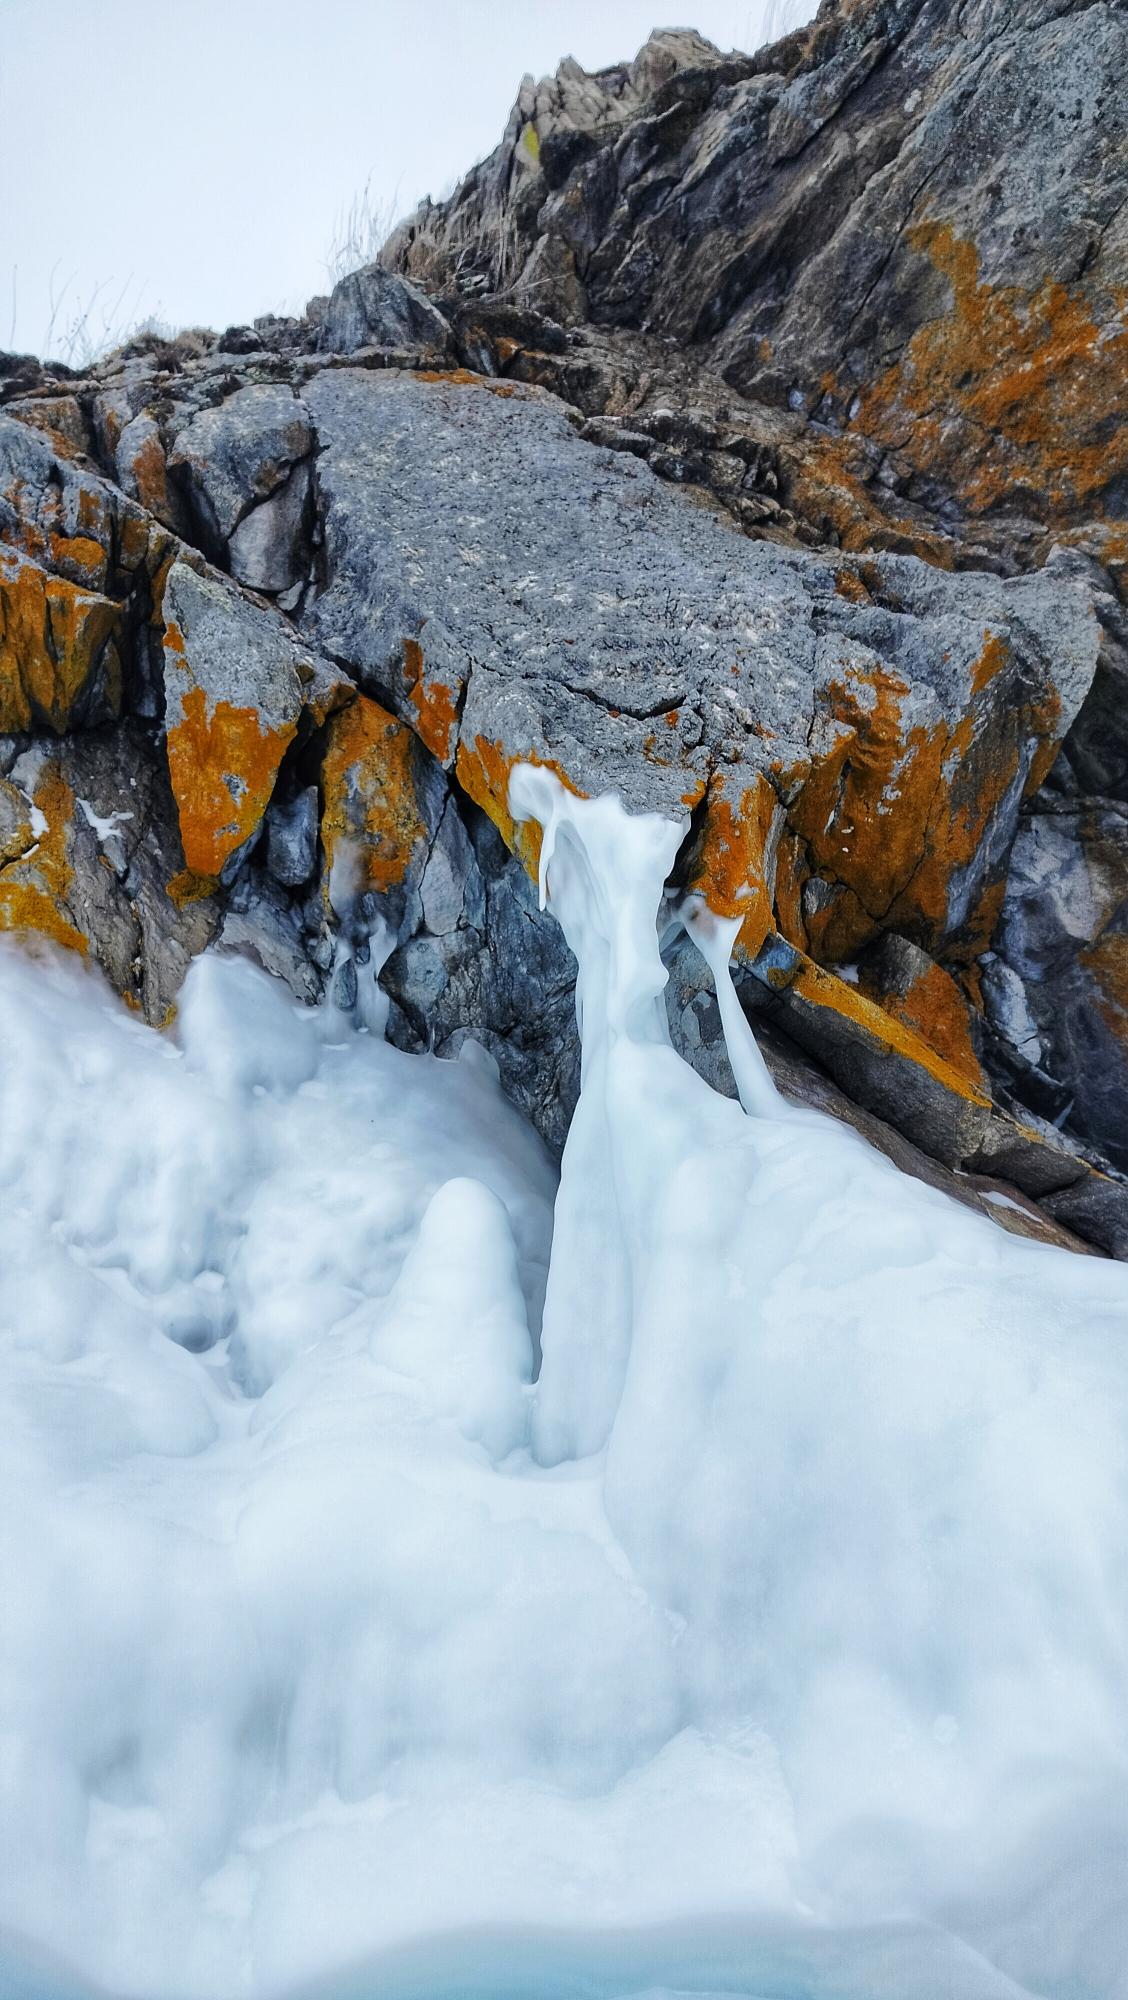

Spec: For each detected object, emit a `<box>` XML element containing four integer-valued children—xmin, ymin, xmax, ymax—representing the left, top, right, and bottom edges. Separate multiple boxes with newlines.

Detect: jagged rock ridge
<box><xmin>1</xmin><ymin>0</ymin><xmax>1126</xmax><ymax>1255</ymax></box>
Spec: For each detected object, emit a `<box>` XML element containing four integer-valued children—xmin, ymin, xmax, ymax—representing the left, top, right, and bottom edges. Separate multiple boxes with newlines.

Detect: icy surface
<box><xmin>1</xmin><ymin>774</ymin><xmax>1127</xmax><ymax>2000</ymax></box>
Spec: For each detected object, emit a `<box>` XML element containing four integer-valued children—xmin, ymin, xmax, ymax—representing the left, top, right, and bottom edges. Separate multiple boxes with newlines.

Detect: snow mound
<box><xmin>0</xmin><ymin>772</ymin><xmax>1126</xmax><ymax>2000</ymax></box>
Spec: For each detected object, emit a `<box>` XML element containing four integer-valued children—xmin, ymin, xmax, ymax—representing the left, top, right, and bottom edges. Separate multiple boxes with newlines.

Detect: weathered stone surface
<box><xmin>0</xmin><ymin>545</ymin><xmax>123</xmax><ymax>733</ymax></box>
<box><xmin>227</xmin><ymin>460</ymin><xmax>311</xmax><ymax>594</ymax></box>
<box><xmin>967</xmin><ymin>1109</ymin><xmax>1087</xmax><ymax>1203</ymax></box>
<box><xmin>316</xmin><ymin>263</ymin><xmax>451</xmax><ymax>358</ymax></box>
<box><xmin>739</xmin><ymin>932</ymin><xmax>992</xmax><ymax>1168</ymax></box>
<box><xmin>161</xmin><ymin>558</ymin><xmax>348</xmax><ymax>888</ymax></box>
<box><xmin>4</xmin><ymin>394</ymin><xmax>91</xmax><ymax>458</ymax></box>
<box><xmin>319</xmin><ymin>692</ymin><xmax>446</xmax><ymax>940</ymax></box>
<box><xmin>388</xmin><ymin>0</ymin><xmax>1128</xmax><ymax>568</ymax></box>
<box><xmin>0</xmin><ymin>3</ymin><xmax>1125</xmax><ymax>1259</ymax></box>
<box><xmin>265</xmin><ymin>784</ymin><xmax>319</xmax><ymax>889</ymax></box>
<box><xmin>302</xmin><ymin>366</ymin><xmax>1096</xmax><ymax>974</ymax></box>
<box><xmin>1</xmin><ymin>413</ymin><xmax>129</xmax><ymax>594</ymax></box>
<box><xmin>114</xmin><ymin>412</ymin><xmax>182</xmax><ymax>532</ymax></box>
<box><xmin>0</xmin><ymin>726</ymin><xmax>220</xmax><ymax>1018</ymax></box>
<box><xmin>854</xmin><ymin>933</ymin><xmax>985</xmax><ymax>1092</ymax></box>
<box><xmin>168</xmin><ymin>384</ymin><xmax>313</xmax><ymax>551</ymax></box>
<box><xmin>382</xmin><ymin>800</ymin><xmax>581</xmax><ymax>1153</ymax></box>
<box><xmin>0</xmin><ymin>774</ymin><xmax>33</xmax><ymax>865</ymax></box>
<box><xmin>1044</xmin><ymin>1171</ymin><xmax>1128</xmax><ymax>1262</ymax></box>
<box><xmin>991</xmin><ymin>797</ymin><xmax>1128</xmax><ymax>1173</ymax></box>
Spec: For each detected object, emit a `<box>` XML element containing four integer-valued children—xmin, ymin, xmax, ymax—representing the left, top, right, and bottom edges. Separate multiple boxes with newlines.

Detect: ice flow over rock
<box><xmin>1</xmin><ymin>771</ymin><xmax>1127</xmax><ymax>2000</ymax></box>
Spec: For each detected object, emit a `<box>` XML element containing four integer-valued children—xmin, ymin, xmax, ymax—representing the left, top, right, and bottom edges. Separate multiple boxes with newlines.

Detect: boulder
<box><xmin>168</xmin><ymin>384</ymin><xmax>313</xmax><ymax>552</ymax></box>
<box><xmin>991</xmin><ymin>798</ymin><xmax>1128</xmax><ymax>1172</ymax></box>
<box><xmin>0</xmin><ymin>545</ymin><xmax>123</xmax><ymax>733</ymax></box>
<box><xmin>161</xmin><ymin>558</ymin><xmax>349</xmax><ymax>891</ymax></box>
<box><xmin>316</xmin><ymin>263</ymin><xmax>451</xmax><ymax>358</ymax></box>
<box><xmin>301</xmin><ymin>367</ymin><xmax>1097</xmax><ymax>977</ymax></box>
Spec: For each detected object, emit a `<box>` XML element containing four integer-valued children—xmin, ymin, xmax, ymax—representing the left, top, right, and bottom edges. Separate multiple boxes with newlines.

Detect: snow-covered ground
<box><xmin>1</xmin><ymin>775</ymin><xmax>1126</xmax><ymax>2000</ymax></box>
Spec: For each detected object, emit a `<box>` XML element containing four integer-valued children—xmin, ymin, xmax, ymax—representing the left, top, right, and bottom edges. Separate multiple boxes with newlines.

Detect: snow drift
<box><xmin>1</xmin><ymin>773</ymin><xmax>1126</xmax><ymax>2000</ymax></box>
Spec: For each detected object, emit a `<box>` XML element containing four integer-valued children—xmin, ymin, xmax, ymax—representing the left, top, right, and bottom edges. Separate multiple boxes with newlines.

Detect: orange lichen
<box><xmin>5</xmin><ymin>399</ymin><xmax>84</xmax><ymax>458</ymax></box>
<box><xmin>0</xmin><ymin>761</ymin><xmax>87</xmax><ymax>956</ymax></box>
<box><xmin>785</xmin><ymin>435</ymin><xmax>955</xmax><ymax>566</ymax></box>
<box><xmin>320</xmin><ymin>694</ymin><xmax>427</xmax><ymax>896</ymax></box>
<box><xmin>791</xmin><ymin>955</ymin><xmax>991</xmax><ymax>1107</ymax></box>
<box><xmin>772</xmin><ymin>828</ymin><xmax>810</xmax><ymax>952</ymax></box>
<box><xmin>784</xmin><ymin>632</ymin><xmax>1058</xmax><ymax>964</ymax></box>
<box><xmin>454</xmin><ymin>733</ymin><xmax>582</xmax><ymax>881</ymax></box>
<box><xmin>0</xmin><ymin>547</ymin><xmax>122</xmax><ymax>733</ymax></box>
<box><xmin>970</xmin><ymin>629</ymin><xmax>1009</xmax><ymax>695</ymax></box>
<box><xmin>47</xmin><ymin>533</ymin><xmax>106</xmax><ymax>589</ymax></box>
<box><xmin>118</xmin><ymin>509</ymin><xmax>155</xmax><ymax>576</ymax></box>
<box><xmin>166</xmin><ymin>684</ymin><xmax>295</xmax><ymax>878</ymax></box>
<box><xmin>857</xmin><ymin>222</ymin><xmax>1128</xmax><ymax>519</ymax></box>
<box><xmin>167</xmin><ymin>868</ymin><xmax>221</xmax><ymax>908</ymax></box>
<box><xmin>415</xmin><ymin>369</ymin><xmax>522</xmax><ymax>399</ymax></box>
<box><xmin>404</xmin><ymin>636</ymin><xmax>459</xmax><ymax>764</ymax></box>
<box><xmin>126</xmin><ymin>428</ymin><xmax>174</xmax><ymax>522</ymax></box>
<box><xmin>685</xmin><ymin>773</ymin><xmax>781</xmax><ymax>960</ymax></box>
<box><xmin>834</xmin><ymin>568</ymin><xmax>872</xmax><ymax>604</ymax></box>
<box><xmin>787</xmin><ymin>657</ymin><xmax>943</xmax><ymax>957</ymax></box>
<box><xmin>1081</xmin><ymin>933</ymin><xmax>1128</xmax><ymax>1038</ymax></box>
<box><xmin>858</xmin><ymin>954</ymin><xmax>986</xmax><ymax>1090</ymax></box>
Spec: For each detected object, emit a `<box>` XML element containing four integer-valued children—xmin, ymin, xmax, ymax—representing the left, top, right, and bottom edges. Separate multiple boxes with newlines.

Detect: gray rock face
<box><xmin>387</xmin><ymin>0</ymin><xmax>1128</xmax><ymax>573</ymax></box>
<box><xmin>169</xmin><ymin>385</ymin><xmax>313</xmax><ymax>553</ymax></box>
<box><xmin>992</xmin><ymin>799</ymin><xmax>1128</xmax><ymax>1173</ymax></box>
<box><xmin>302</xmin><ymin>366</ymin><xmax>1096</xmax><ymax>964</ymax></box>
<box><xmin>227</xmin><ymin>460</ymin><xmax>311</xmax><ymax>594</ymax></box>
<box><xmin>316</xmin><ymin>263</ymin><xmax>451</xmax><ymax>358</ymax></box>
<box><xmin>2</xmin><ymin>2</ymin><xmax>1126</xmax><ymax>1259</ymax></box>
<box><xmin>265</xmin><ymin>786</ymin><xmax>319</xmax><ymax>888</ymax></box>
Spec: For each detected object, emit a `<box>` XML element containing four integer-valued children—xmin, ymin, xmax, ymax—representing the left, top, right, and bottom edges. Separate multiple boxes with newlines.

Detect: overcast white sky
<box><xmin>2</xmin><ymin>0</ymin><xmax>814</xmax><ymax>361</ymax></box>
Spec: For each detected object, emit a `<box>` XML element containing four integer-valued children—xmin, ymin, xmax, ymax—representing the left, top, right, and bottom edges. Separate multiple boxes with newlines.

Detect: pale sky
<box><xmin>2</xmin><ymin>0</ymin><xmax>813</xmax><ymax>362</ymax></box>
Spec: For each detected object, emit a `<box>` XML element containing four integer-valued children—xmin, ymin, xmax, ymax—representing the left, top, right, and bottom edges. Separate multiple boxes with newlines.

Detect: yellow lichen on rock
<box><xmin>857</xmin><ymin>952</ymin><xmax>987</xmax><ymax>1091</ymax></box>
<box><xmin>165</xmin><ymin>677</ymin><xmax>296</xmax><ymax>881</ymax></box>
<box><xmin>857</xmin><ymin>223</ymin><xmax>1128</xmax><ymax>519</ymax></box>
<box><xmin>785</xmin><ymin>655</ymin><xmax>950</xmax><ymax>960</ymax></box>
<box><xmin>404</xmin><ymin>637</ymin><xmax>460</xmax><ymax>766</ymax></box>
<box><xmin>0</xmin><ymin>545</ymin><xmax>122</xmax><ymax>734</ymax></box>
<box><xmin>0</xmin><ymin>760</ymin><xmax>87</xmax><ymax>956</ymax></box>
<box><xmin>791</xmin><ymin>954</ymin><xmax>992</xmax><ymax>1109</ymax></box>
<box><xmin>683</xmin><ymin>772</ymin><xmax>782</xmax><ymax>960</ymax></box>
<box><xmin>455</xmin><ymin>732</ymin><xmax>583</xmax><ymax>881</ymax></box>
<box><xmin>1082</xmin><ymin>932</ymin><xmax>1128</xmax><ymax>1040</ymax></box>
<box><xmin>782</xmin><ymin>630</ymin><xmax>1056</xmax><ymax>965</ymax></box>
<box><xmin>320</xmin><ymin>694</ymin><xmax>429</xmax><ymax>896</ymax></box>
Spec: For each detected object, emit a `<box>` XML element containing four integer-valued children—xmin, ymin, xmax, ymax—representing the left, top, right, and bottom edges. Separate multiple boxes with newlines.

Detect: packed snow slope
<box><xmin>1</xmin><ymin>773</ymin><xmax>1127</xmax><ymax>2000</ymax></box>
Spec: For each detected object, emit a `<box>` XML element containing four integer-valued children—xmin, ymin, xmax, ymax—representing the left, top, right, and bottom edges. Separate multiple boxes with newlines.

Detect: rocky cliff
<box><xmin>2</xmin><ymin>0</ymin><xmax>1127</xmax><ymax>1256</ymax></box>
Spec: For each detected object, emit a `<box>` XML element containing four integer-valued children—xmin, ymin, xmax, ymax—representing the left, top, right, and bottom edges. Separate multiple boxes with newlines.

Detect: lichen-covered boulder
<box><xmin>0</xmin><ymin>545</ymin><xmax>122</xmax><ymax>733</ymax></box>
<box><xmin>387</xmin><ymin>0</ymin><xmax>1128</xmax><ymax>574</ymax></box>
<box><xmin>301</xmin><ymin>366</ymin><xmax>1097</xmax><ymax>975</ymax></box>
<box><xmin>161</xmin><ymin>558</ymin><xmax>348</xmax><ymax>894</ymax></box>
<box><xmin>0</xmin><ymin>728</ymin><xmax>220</xmax><ymax>1018</ymax></box>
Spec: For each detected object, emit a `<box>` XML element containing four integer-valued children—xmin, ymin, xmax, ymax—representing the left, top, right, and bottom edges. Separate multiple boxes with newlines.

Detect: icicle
<box><xmin>677</xmin><ymin>893</ymin><xmax>784</xmax><ymax>1119</ymax></box>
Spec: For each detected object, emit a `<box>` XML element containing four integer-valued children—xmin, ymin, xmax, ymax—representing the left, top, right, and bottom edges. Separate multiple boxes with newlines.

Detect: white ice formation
<box><xmin>1</xmin><ymin>770</ymin><xmax>1126</xmax><ymax>2000</ymax></box>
